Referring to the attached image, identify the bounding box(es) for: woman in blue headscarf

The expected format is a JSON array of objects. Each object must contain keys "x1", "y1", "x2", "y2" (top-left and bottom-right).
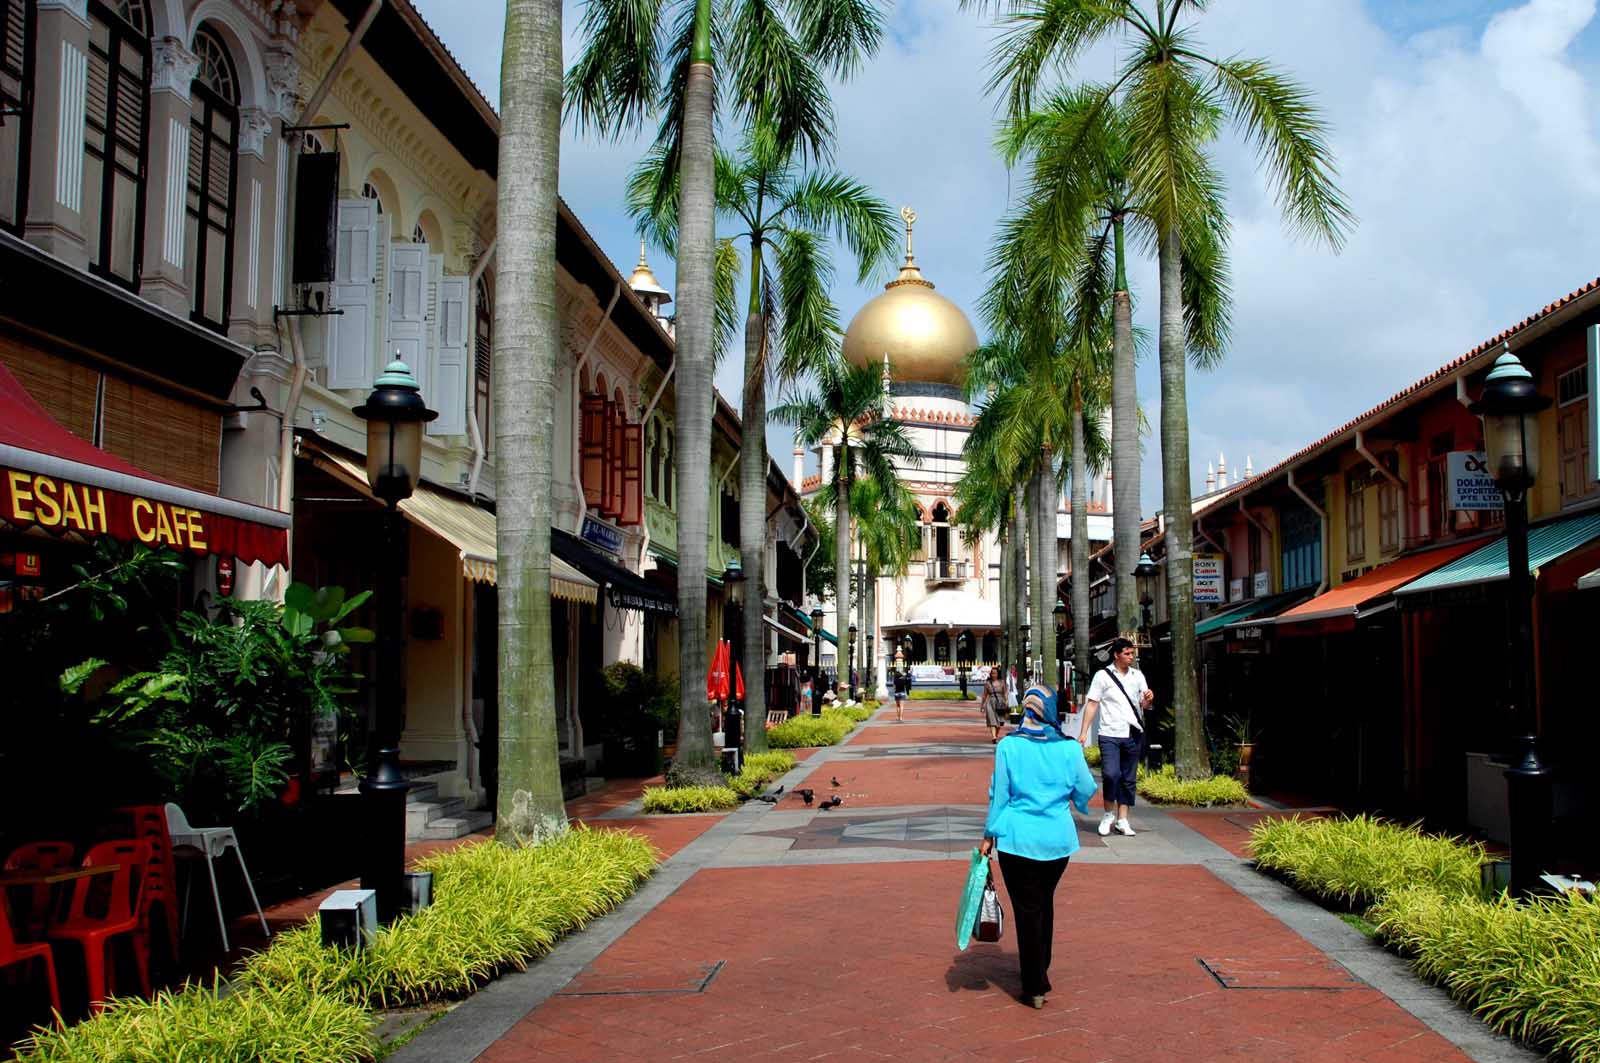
[{"x1": 978, "y1": 685, "x2": 1098, "y2": 1009}]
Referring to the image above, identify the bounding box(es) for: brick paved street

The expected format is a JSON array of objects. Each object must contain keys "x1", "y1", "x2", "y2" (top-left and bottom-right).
[{"x1": 390, "y1": 702, "x2": 1539, "y2": 1063}]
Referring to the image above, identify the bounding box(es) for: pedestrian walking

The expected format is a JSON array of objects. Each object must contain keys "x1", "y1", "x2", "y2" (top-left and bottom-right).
[
  {"x1": 800, "y1": 675, "x2": 813, "y2": 716},
  {"x1": 1076, "y1": 637, "x2": 1154, "y2": 837},
  {"x1": 892, "y1": 669, "x2": 910, "y2": 722},
  {"x1": 982, "y1": 667, "x2": 1008, "y2": 742},
  {"x1": 979, "y1": 685, "x2": 1097, "y2": 1008}
]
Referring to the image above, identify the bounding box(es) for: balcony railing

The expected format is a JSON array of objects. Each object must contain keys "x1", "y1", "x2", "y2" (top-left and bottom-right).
[{"x1": 924, "y1": 559, "x2": 968, "y2": 582}]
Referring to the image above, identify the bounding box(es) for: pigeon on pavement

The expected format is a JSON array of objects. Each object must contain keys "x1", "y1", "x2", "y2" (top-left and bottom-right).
[
  {"x1": 819, "y1": 795, "x2": 843, "y2": 810},
  {"x1": 796, "y1": 788, "x2": 815, "y2": 805},
  {"x1": 770, "y1": 785, "x2": 784, "y2": 796},
  {"x1": 757, "y1": 795, "x2": 779, "y2": 804},
  {"x1": 831, "y1": 776, "x2": 842, "y2": 788}
]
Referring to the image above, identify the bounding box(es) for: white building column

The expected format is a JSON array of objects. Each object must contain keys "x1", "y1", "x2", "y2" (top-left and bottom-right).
[
  {"x1": 139, "y1": 35, "x2": 198, "y2": 317},
  {"x1": 24, "y1": 0, "x2": 91, "y2": 261}
]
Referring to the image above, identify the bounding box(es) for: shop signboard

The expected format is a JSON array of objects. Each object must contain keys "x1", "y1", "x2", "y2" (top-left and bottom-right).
[
  {"x1": 580, "y1": 514, "x2": 623, "y2": 555},
  {"x1": 1446, "y1": 451, "x2": 1501, "y2": 511},
  {"x1": 1193, "y1": 553, "x2": 1224, "y2": 603},
  {"x1": 1229, "y1": 577, "x2": 1245, "y2": 603},
  {"x1": 1252, "y1": 571, "x2": 1270, "y2": 598}
]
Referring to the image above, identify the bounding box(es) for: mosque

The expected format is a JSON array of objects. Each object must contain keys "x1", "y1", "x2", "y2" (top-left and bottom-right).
[{"x1": 797, "y1": 209, "x2": 1115, "y2": 695}]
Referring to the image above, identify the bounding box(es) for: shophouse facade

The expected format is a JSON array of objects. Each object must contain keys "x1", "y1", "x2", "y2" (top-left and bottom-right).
[{"x1": 1122, "y1": 280, "x2": 1600, "y2": 853}]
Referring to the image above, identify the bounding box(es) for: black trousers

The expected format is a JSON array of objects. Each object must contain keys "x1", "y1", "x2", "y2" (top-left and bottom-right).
[{"x1": 996, "y1": 851, "x2": 1070, "y2": 998}]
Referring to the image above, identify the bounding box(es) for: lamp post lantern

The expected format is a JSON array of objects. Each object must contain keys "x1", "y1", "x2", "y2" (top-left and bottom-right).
[
  {"x1": 810, "y1": 605, "x2": 825, "y2": 703},
  {"x1": 1469, "y1": 349, "x2": 1554, "y2": 897},
  {"x1": 352, "y1": 358, "x2": 436, "y2": 922},
  {"x1": 1133, "y1": 552, "x2": 1160, "y2": 635},
  {"x1": 847, "y1": 624, "x2": 858, "y2": 699},
  {"x1": 1052, "y1": 598, "x2": 1067, "y2": 692},
  {"x1": 722, "y1": 558, "x2": 745, "y2": 767},
  {"x1": 1019, "y1": 623, "x2": 1031, "y2": 683},
  {"x1": 956, "y1": 630, "x2": 972, "y2": 699}
]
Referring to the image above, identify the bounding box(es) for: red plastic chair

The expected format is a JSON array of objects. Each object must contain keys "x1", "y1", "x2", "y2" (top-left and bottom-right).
[
  {"x1": 1, "y1": 886, "x2": 61, "y2": 1019},
  {"x1": 46, "y1": 840, "x2": 151, "y2": 1010},
  {"x1": 112, "y1": 806, "x2": 180, "y2": 967},
  {"x1": 3, "y1": 841, "x2": 75, "y2": 938}
]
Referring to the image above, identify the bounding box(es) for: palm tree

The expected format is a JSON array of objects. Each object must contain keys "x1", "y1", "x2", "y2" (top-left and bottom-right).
[
  {"x1": 570, "y1": 0, "x2": 884, "y2": 785},
  {"x1": 951, "y1": 435, "x2": 1023, "y2": 681},
  {"x1": 853, "y1": 473, "x2": 922, "y2": 694},
  {"x1": 494, "y1": 0, "x2": 565, "y2": 842},
  {"x1": 773, "y1": 356, "x2": 918, "y2": 697},
  {"x1": 971, "y1": 0, "x2": 1353, "y2": 777},
  {"x1": 628, "y1": 138, "x2": 896, "y2": 749}
]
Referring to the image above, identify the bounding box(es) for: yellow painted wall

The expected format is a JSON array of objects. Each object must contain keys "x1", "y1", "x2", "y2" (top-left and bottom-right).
[{"x1": 403, "y1": 529, "x2": 466, "y2": 764}]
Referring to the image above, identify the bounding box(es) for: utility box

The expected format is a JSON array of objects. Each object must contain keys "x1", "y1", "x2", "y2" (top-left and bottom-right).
[{"x1": 320, "y1": 888, "x2": 378, "y2": 951}]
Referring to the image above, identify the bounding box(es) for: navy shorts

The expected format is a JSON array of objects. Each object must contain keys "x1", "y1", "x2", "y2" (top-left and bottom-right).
[{"x1": 1099, "y1": 734, "x2": 1142, "y2": 807}]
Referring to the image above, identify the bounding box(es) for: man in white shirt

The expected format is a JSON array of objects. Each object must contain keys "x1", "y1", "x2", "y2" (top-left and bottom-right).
[{"x1": 1077, "y1": 638, "x2": 1154, "y2": 837}]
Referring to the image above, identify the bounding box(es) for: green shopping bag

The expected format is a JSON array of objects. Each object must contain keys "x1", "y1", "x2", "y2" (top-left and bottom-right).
[{"x1": 956, "y1": 847, "x2": 991, "y2": 951}]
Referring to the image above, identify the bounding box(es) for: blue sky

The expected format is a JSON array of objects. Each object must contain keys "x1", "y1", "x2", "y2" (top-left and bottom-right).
[{"x1": 412, "y1": 0, "x2": 1600, "y2": 515}]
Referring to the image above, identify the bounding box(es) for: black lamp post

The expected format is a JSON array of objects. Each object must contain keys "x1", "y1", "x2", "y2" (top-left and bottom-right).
[
  {"x1": 722, "y1": 558, "x2": 745, "y2": 768},
  {"x1": 810, "y1": 605, "x2": 825, "y2": 705},
  {"x1": 352, "y1": 357, "x2": 436, "y2": 923},
  {"x1": 1469, "y1": 349, "x2": 1554, "y2": 897},
  {"x1": 1053, "y1": 598, "x2": 1067, "y2": 692},
  {"x1": 900, "y1": 634, "x2": 913, "y2": 676},
  {"x1": 956, "y1": 630, "x2": 971, "y2": 698},
  {"x1": 1019, "y1": 623, "x2": 1031, "y2": 683},
  {"x1": 1134, "y1": 552, "x2": 1160, "y2": 634},
  {"x1": 847, "y1": 623, "x2": 858, "y2": 698}
]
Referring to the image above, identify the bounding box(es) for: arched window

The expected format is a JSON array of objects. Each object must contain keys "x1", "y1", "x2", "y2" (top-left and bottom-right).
[
  {"x1": 412, "y1": 222, "x2": 425, "y2": 244},
  {"x1": 647, "y1": 420, "x2": 660, "y2": 500},
  {"x1": 1, "y1": 0, "x2": 36, "y2": 234},
  {"x1": 931, "y1": 501, "x2": 951, "y2": 570},
  {"x1": 184, "y1": 24, "x2": 238, "y2": 330},
  {"x1": 981, "y1": 633, "x2": 999, "y2": 665},
  {"x1": 83, "y1": 0, "x2": 150, "y2": 287},
  {"x1": 474, "y1": 274, "x2": 492, "y2": 452},
  {"x1": 933, "y1": 630, "x2": 951, "y2": 663},
  {"x1": 360, "y1": 181, "x2": 383, "y2": 213}
]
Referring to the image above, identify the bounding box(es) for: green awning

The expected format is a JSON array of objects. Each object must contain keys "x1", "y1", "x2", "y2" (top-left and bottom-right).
[
  {"x1": 1195, "y1": 588, "x2": 1314, "y2": 637},
  {"x1": 1396, "y1": 511, "x2": 1600, "y2": 599},
  {"x1": 793, "y1": 609, "x2": 838, "y2": 645}
]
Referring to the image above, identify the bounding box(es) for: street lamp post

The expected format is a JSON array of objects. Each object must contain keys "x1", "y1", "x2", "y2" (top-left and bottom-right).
[
  {"x1": 810, "y1": 605, "x2": 825, "y2": 708},
  {"x1": 957, "y1": 631, "x2": 971, "y2": 699},
  {"x1": 1019, "y1": 623, "x2": 1031, "y2": 683},
  {"x1": 847, "y1": 624, "x2": 858, "y2": 699},
  {"x1": 352, "y1": 358, "x2": 437, "y2": 923},
  {"x1": 1469, "y1": 349, "x2": 1554, "y2": 897},
  {"x1": 722, "y1": 559, "x2": 745, "y2": 769},
  {"x1": 1053, "y1": 598, "x2": 1067, "y2": 693},
  {"x1": 1134, "y1": 552, "x2": 1160, "y2": 635}
]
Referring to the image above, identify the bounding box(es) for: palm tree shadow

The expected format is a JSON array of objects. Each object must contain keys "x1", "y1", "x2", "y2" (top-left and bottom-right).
[{"x1": 944, "y1": 947, "x2": 1017, "y2": 996}]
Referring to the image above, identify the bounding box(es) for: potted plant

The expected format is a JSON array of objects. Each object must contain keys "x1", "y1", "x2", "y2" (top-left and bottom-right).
[{"x1": 1227, "y1": 715, "x2": 1259, "y2": 783}]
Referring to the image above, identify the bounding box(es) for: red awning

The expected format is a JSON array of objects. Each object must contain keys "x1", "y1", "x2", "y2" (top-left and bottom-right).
[{"x1": 0, "y1": 362, "x2": 289, "y2": 567}]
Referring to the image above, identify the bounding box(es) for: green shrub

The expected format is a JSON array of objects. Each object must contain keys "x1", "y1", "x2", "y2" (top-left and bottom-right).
[
  {"x1": 1136, "y1": 764, "x2": 1249, "y2": 806},
  {"x1": 1371, "y1": 888, "x2": 1600, "y2": 1062},
  {"x1": 766, "y1": 709, "x2": 856, "y2": 748},
  {"x1": 640, "y1": 784, "x2": 740, "y2": 813},
  {"x1": 834, "y1": 704, "x2": 872, "y2": 723},
  {"x1": 908, "y1": 689, "x2": 973, "y2": 700},
  {"x1": 239, "y1": 828, "x2": 656, "y2": 1008},
  {"x1": 725, "y1": 751, "x2": 796, "y2": 797},
  {"x1": 12, "y1": 980, "x2": 373, "y2": 1063},
  {"x1": 1083, "y1": 743, "x2": 1102, "y2": 767},
  {"x1": 1249, "y1": 814, "x2": 1484, "y2": 912}
]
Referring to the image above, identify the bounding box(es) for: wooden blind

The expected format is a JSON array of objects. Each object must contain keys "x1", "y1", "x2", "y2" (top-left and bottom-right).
[
  {"x1": 0, "y1": 338, "x2": 100, "y2": 440},
  {"x1": 620, "y1": 423, "x2": 642, "y2": 526},
  {"x1": 580, "y1": 394, "x2": 605, "y2": 507},
  {"x1": 100, "y1": 377, "x2": 220, "y2": 492},
  {"x1": 601, "y1": 400, "x2": 622, "y2": 517}
]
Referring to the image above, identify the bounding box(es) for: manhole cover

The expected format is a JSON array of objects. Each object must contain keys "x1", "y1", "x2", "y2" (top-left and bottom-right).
[
  {"x1": 1198, "y1": 956, "x2": 1364, "y2": 990},
  {"x1": 558, "y1": 960, "x2": 725, "y2": 997}
]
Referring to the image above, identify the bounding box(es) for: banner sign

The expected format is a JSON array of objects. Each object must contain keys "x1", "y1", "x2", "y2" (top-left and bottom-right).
[
  {"x1": 1446, "y1": 451, "x2": 1501, "y2": 512},
  {"x1": 1193, "y1": 553, "x2": 1224, "y2": 603},
  {"x1": 3, "y1": 467, "x2": 288, "y2": 567},
  {"x1": 1252, "y1": 571, "x2": 1270, "y2": 598}
]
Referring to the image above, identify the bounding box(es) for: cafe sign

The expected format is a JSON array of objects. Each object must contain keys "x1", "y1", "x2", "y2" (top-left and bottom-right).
[{"x1": 2, "y1": 465, "x2": 289, "y2": 567}]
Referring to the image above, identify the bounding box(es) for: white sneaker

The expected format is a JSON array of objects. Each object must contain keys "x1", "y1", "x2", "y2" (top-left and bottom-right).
[
  {"x1": 1114, "y1": 819, "x2": 1136, "y2": 837},
  {"x1": 1097, "y1": 812, "x2": 1115, "y2": 836}
]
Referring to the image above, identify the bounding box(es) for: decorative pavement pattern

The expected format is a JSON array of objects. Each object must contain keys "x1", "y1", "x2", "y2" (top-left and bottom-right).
[{"x1": 391, "y1": 702, "x2": 1542, "y2": 1063}]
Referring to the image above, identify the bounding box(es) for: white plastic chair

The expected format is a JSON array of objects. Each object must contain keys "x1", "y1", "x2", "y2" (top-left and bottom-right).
[{"x1": 163, "y1": 803, "x2": 269, "y2": 952}]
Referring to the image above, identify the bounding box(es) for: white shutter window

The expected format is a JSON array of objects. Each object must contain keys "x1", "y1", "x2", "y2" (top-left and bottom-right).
[
  {"x1": 387, "y1": 241, "x2": 428, "y2": 383},
  {"x1": 431, "y1": 274, "x2": 470, "y2": 436},
  {"x1": 372, "y1": 212, "x2": 390, "y2": 374},
  {"x1": 326, "y1": 199, "x2": 376, "y2": 390}
]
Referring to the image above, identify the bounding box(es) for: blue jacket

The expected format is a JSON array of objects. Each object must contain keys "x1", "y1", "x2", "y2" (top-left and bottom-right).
[{"x1": 983, "y1": 729, "x2": 1098, "y2": 861}]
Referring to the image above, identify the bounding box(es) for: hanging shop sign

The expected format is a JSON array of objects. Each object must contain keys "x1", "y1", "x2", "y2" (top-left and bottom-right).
[
  {"x1": 2, "y1": 467, "x2": 288, "y2": 567},
  {"x1": 1193, "y1": 553, "x2": 1224, "y2": 603},
  {"x1": 580, "y1": 514, "x2": 623, "y2": 555},
  {"x1": 1446, "y1": 451, "x2": 1501, "y2": 512},
  {"x1": 1252, "y1": 571, "x2": 1270, "y2": 598}
]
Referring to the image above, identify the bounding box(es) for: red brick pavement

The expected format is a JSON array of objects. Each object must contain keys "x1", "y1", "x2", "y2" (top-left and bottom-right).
[
  {"x1": 780, "y1": 757, "x2": 995, "y2": 809},
  {"x1": 1167, "y1": 810, "x2": 1328, "y2": 859},
  {"x1": 569, "y1": 816, "x2": 724, "y2": 861},
  {"x1": 847, "y1": 724, "x2": 994, "y2": 746},
  {"x1": 479, "y1": 861, "x2": 1469, "y2": 1063}
]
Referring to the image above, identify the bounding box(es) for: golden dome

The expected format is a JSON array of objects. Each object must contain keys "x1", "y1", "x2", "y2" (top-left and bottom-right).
[
  {"x1": 627, "y1": 241, "x2": 671, "y2": 305},
  {"x1": 842, "y1": 207, "x2": 978, "y2": 386}
]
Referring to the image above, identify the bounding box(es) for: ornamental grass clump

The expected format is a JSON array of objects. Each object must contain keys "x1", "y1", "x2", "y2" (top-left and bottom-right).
[
  {"x1": 766, "y1": 709, "x2": 855, "y2": 748},
  {"x1": 1083, "y1": 743, "x2": 1102, "y2": 768},
  {"x1": 1371, "y1": 887, "x2": 1600, "y2": 1062},
  {"x1": 640, "y1": 784, "x2": 740, "y2": 813},
  {"x1": 12, "y1": 980, "x2": 374, "y2": 1063},
  {"x1": 908, "y1": 689, "x2": 973, "y2": 700},
  {"x1": 1249, "y1": 814, "x2": 1483, "y2": 912},
  {"x1": 834, "y1": 704, "x2": 872, "y2": 723},
  {"x1": 1135, "y1": 763, "x2": 1249, "y2": 806},
  {"x1": 726, "y1": 751, "x2": 797, "y2": 797},
  {"x1": 239, "y1": 827, "x2": 656, "y2": 1008}
]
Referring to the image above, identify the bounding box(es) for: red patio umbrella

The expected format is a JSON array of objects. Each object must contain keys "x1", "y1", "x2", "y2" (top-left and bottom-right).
[
  {"x1": 734, "y1": 661, "x2": 745, "y2": 702},
  {"x1": 707, "y1": 639, "x2": 729, "y2": 701}
]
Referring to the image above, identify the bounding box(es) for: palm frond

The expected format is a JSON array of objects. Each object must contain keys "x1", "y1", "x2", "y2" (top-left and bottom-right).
[
  {"x1": 564, "y1": 0, "x2": 669, "y2": 136},
  {"x1": 790, "y1": 0, "x2": 885, "y2": 79},
  {"x1": 982, "y1": 0, "x2": 1130, "y2": 119},
  {"x1": 713, "y1": 238, "x2": 744, "y2": 368},
  {"x1": 771, "y1": 226, "x2": 842, "y2": 380},
  {"x1": 728, "y1": 0, "x2": 836, "y2": 164},
  {"x1": 781, "y1": 171, "x2": 898, "y2": 285}
]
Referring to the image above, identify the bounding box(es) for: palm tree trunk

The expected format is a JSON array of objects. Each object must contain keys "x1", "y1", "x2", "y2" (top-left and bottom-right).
[
  {"x1": 1031, "y1": 453, "x2": 1055, "y2": 690},
  {"x1": 866, "y1": 562, "x2": 878, "y2": 697},
  {"x1": 1158, "y1": 224, "x2": 1209, "y2": 780},
  {"x1": 999, "y1": 523, "x2": 1012, "y2": 676},
  {"x1": 833, "y1": 441, "x2": 851, "y2": 698},
  {"x1": 1011, "y1": 483, "x2": 1027, "y2": 682},
  {"x1": 739, "y1": 258, "x2": 768, "y2": 752},
  {"x1": 1111, "y1": 214, "x2": 1141, "y2": 635},
  {"x1": 493, "y1": 0, "x2": 565, "y2": 841},
  {"x1": 668, "y1": 0, "x2": 719, "y2": 785},
  {"x1": 856, "y1": 538, "x2": 866, "y2": 696},
  {"x1": 1070, "y1": 392, "x2": 1091, "y2": 707}
]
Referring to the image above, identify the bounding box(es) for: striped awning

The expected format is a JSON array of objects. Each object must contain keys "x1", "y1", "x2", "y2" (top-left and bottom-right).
[
  {"x1": 1396, "y1": 511, "x2": 1600, "y2": 599},
  {"x1": 305, "y1": 442, "x2": 597, "y2": 604}
]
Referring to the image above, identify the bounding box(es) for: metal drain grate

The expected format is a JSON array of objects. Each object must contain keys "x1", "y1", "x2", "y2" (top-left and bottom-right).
[
  {"x1": 1198, "y1": 956, "x2": 1365, "y2": 991},
  {"x1": 557, "y1": 960, "x2": 726, "y2": 997}
]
